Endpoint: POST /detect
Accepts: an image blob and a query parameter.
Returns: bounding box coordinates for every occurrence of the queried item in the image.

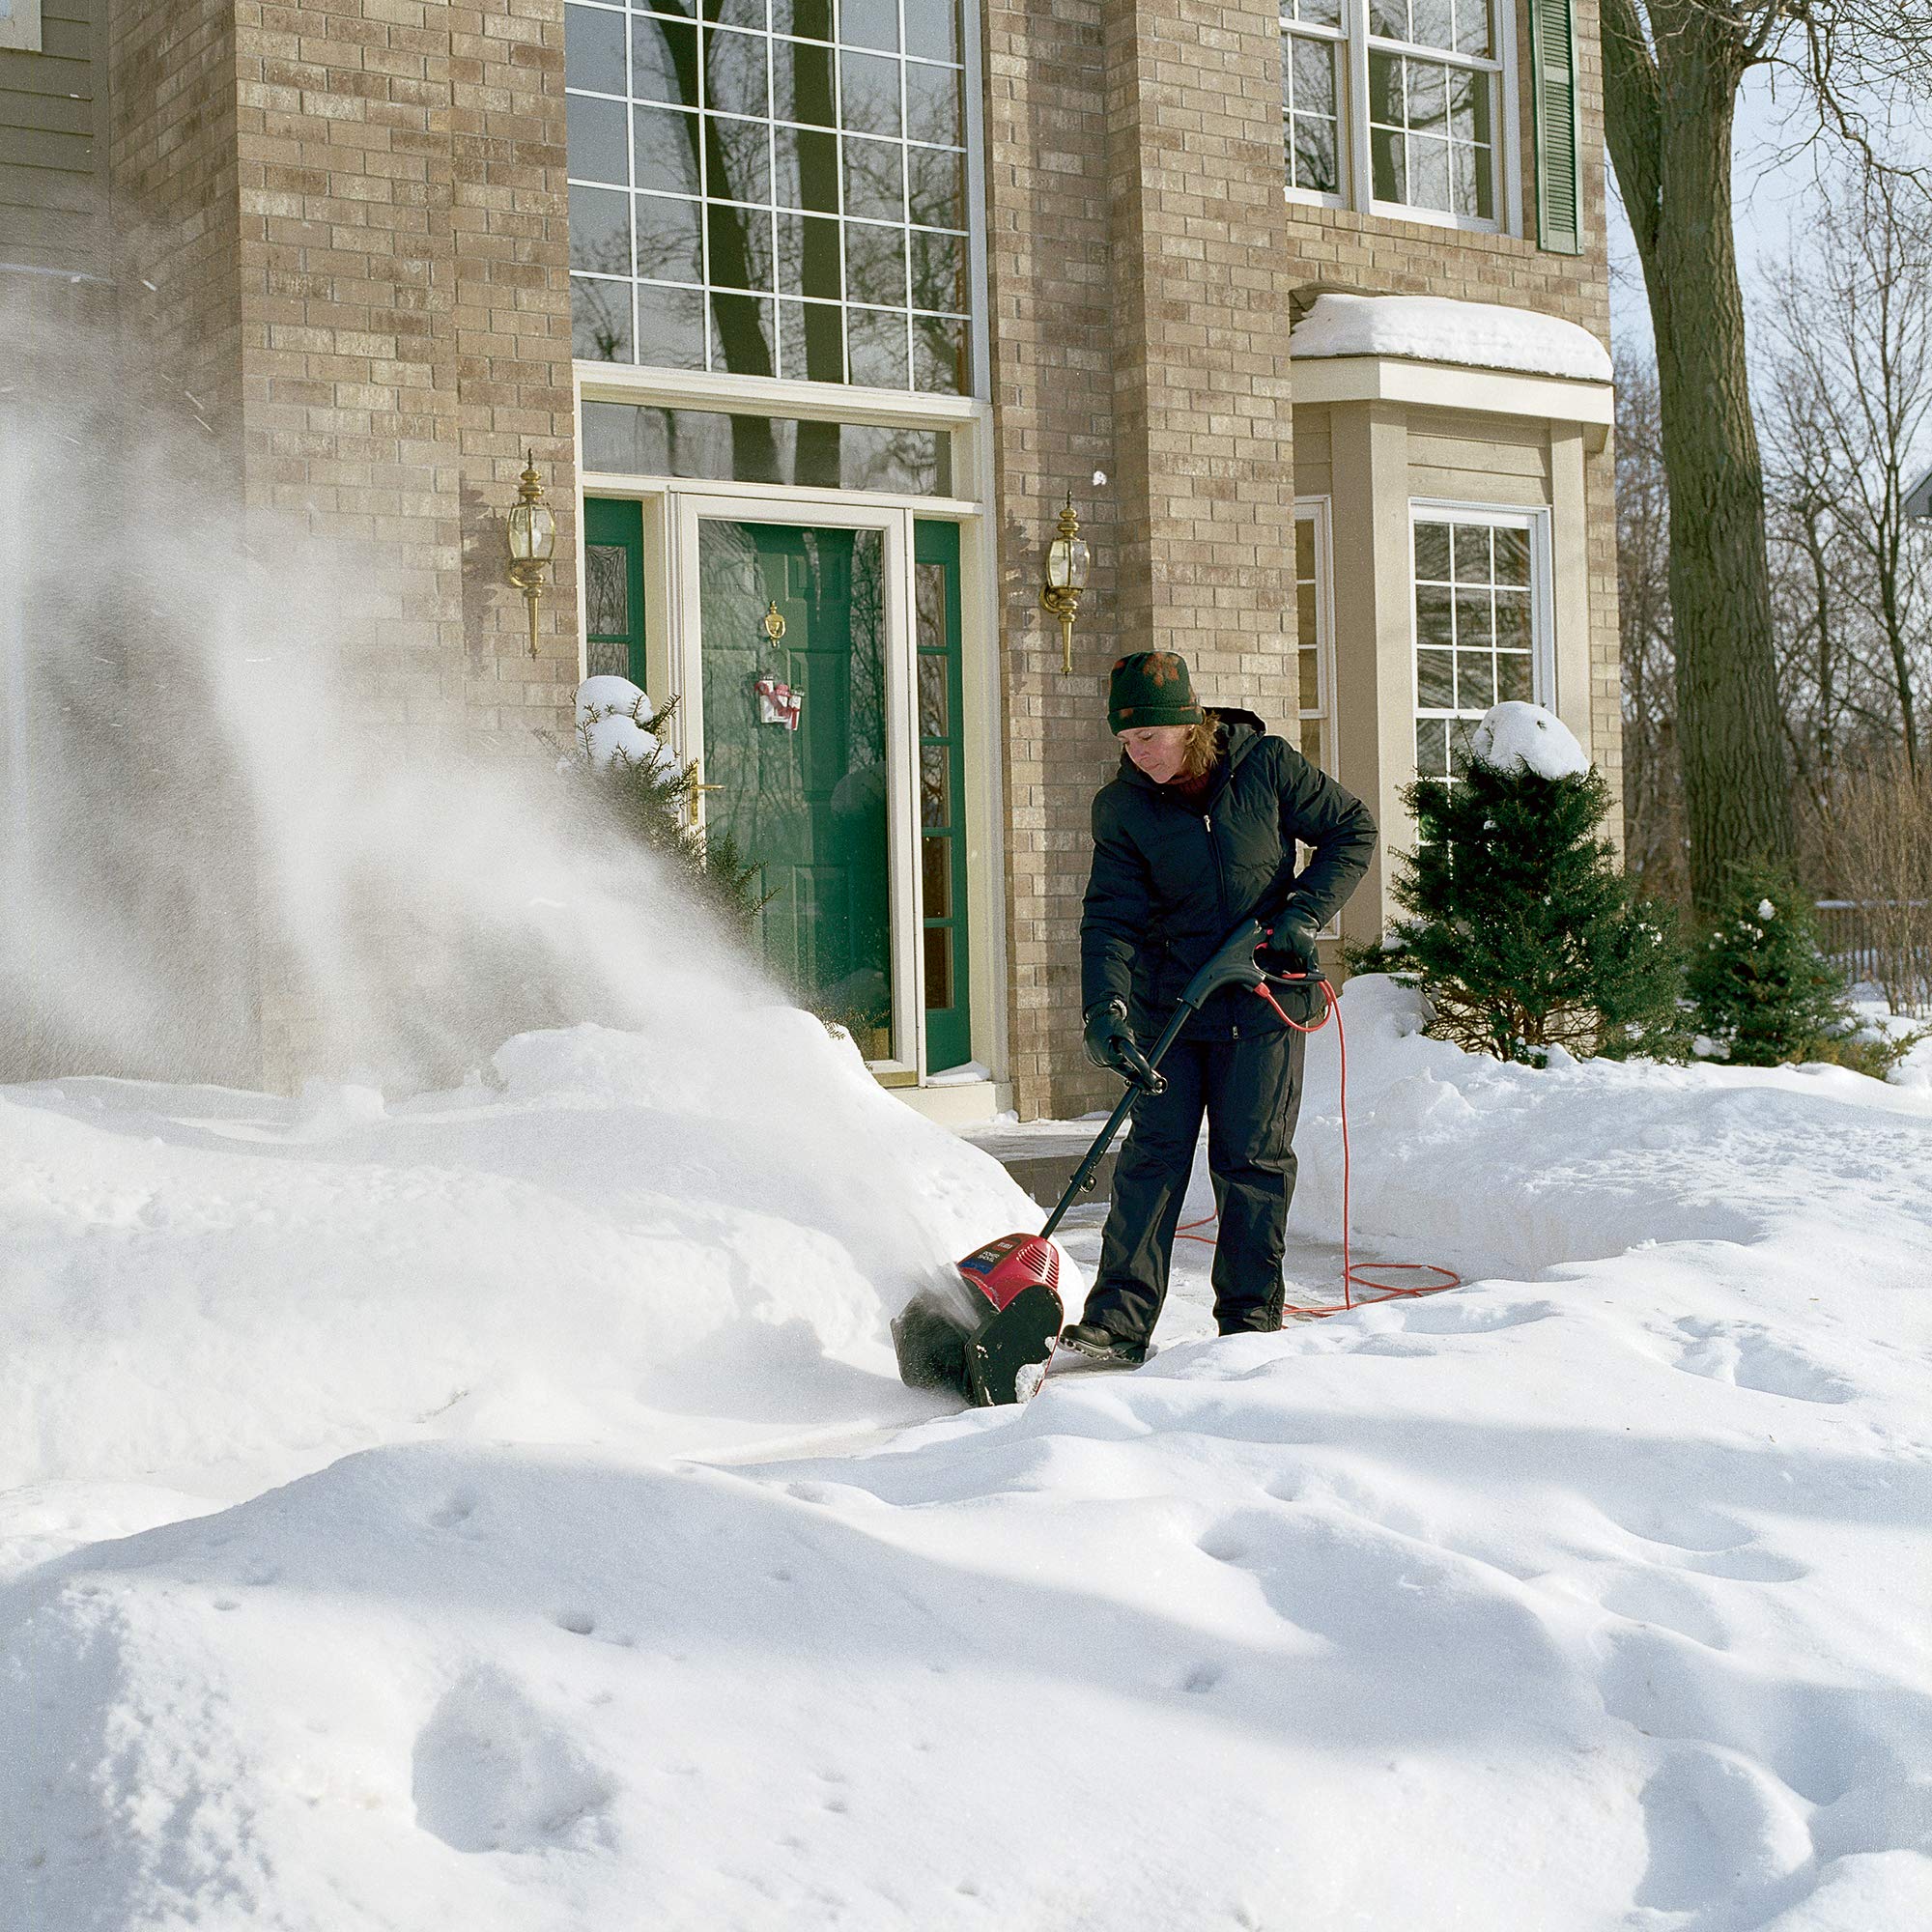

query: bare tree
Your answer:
[1762,168,1932,781]
[1600,0,1932,911]
[1614,359,1688,900]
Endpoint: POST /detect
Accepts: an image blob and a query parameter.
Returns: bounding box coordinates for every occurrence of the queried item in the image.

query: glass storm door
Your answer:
[582,497,646,684]
[689,512,905,1065]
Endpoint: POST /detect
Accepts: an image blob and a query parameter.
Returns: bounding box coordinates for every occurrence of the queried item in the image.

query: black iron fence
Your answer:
[1815,900,1932,1017]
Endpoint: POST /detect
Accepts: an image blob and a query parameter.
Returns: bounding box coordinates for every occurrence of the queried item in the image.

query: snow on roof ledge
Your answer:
[1291,293,1613,384]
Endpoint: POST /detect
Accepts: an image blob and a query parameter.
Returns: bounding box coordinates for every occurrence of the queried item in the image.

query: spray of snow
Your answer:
[0,293,767,1095]
[0,289,1021,1469]
[1468,700,1590,780]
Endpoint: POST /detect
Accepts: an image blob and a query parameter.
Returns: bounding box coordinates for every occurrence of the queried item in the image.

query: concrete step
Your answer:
[959,1122,1122,1215]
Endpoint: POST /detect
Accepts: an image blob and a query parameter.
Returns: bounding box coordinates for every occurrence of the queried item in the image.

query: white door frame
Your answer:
[669,491,923,1084]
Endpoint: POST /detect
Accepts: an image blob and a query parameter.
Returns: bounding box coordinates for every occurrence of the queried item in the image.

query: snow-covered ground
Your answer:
[4,980,1930,1931]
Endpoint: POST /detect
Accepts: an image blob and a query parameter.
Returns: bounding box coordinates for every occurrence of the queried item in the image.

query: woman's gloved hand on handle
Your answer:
[1082,998,1161,1089]
[1261,896,1323,979]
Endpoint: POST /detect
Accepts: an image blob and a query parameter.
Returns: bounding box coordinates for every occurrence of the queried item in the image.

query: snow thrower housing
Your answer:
[892,917,1320,1407]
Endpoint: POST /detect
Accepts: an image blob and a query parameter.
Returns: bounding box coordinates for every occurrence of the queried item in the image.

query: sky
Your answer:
[1604,58,1930,371]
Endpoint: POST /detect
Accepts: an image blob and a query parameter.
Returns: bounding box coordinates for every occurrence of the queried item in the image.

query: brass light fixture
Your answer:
[1040,491,1091,673]
[504,450,557,659]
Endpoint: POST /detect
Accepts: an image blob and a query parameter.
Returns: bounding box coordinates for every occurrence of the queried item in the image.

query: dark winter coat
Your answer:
[1080,710,1378,1039]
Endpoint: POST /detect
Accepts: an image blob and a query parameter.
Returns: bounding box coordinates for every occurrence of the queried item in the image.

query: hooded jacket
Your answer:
[1080,710,1378,1039]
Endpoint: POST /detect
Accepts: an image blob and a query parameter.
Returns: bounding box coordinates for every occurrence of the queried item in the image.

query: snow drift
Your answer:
[3,982,1930,1930]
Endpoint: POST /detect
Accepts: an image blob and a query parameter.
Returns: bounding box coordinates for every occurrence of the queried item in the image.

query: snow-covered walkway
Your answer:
[3,982,1929,1930]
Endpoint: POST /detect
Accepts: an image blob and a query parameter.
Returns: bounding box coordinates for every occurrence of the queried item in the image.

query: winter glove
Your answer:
[1083,999,1160,1089]
[1261,897,1323,979]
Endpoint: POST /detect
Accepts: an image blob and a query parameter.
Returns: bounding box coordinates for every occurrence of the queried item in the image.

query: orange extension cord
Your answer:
[1173,979,1461,1319]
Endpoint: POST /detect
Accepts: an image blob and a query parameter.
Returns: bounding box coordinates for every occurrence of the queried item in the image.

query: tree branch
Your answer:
[1602,0,1666,264]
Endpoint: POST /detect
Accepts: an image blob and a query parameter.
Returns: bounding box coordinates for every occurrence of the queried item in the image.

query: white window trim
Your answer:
[1406,500,1554,782]
[0,2,43,54]
[1282,2,1520,239]
[1293,497,1337,774]
[1293,497,1343,936]
[1281,14,1350,211]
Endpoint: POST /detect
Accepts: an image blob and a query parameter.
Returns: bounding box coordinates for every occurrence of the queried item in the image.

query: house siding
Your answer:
[0,0,109,281]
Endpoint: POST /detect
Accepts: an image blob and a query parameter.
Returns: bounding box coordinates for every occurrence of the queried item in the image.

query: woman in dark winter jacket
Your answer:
[1059,649,1378,1366]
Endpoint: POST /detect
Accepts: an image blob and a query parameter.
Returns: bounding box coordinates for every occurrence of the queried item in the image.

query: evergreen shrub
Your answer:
[1686,869,1861,1067]
[551,693,771,939]
[1370,753,1687,1065]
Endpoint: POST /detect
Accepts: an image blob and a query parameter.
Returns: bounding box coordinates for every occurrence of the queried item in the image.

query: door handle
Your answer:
[691,757,724,796]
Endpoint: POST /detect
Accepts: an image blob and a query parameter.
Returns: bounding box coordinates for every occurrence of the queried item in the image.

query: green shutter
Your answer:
[1529,0,1582,255]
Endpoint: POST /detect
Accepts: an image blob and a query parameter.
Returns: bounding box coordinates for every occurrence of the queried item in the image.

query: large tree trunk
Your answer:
[1604,4,1797,912]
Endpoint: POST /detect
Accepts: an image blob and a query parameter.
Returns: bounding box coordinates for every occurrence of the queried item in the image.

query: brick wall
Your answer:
[231,0,580,742]
[109,0,248,464]
[986,0,1303,1121]
[107,0,582,1087]
[981,0,1118,1120]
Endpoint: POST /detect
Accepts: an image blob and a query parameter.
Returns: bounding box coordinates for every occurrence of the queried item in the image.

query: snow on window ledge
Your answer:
[1291,293,1612,384]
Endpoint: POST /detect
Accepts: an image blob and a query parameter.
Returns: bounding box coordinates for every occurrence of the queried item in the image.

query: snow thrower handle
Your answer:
[1038,919,1324,1240]
[1178,917,1323,1007]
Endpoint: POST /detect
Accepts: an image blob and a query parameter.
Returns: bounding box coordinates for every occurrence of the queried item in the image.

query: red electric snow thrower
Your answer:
[892,917,1321,1406]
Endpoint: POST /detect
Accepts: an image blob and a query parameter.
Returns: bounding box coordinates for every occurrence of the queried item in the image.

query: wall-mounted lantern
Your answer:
[1039,491,1091,674]
[504,450,557,659]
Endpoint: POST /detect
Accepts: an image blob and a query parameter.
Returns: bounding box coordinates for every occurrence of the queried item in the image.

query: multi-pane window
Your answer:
[1412,510,1538,787]
[1294,500,1340,935]
[1281,1,1508,231]
[1293,502,1334,770]
[1281,1,1344,199]
[565,0,976,394]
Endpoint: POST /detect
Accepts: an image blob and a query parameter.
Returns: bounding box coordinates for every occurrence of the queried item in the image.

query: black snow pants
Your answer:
[1080,1026,1307,1345]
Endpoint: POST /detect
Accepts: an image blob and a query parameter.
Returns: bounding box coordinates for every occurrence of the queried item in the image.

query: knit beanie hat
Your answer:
[1107,650,1204,734]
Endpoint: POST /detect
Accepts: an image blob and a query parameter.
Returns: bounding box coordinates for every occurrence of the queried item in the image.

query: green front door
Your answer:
[698,521,895,1060]
[582,497,645,685]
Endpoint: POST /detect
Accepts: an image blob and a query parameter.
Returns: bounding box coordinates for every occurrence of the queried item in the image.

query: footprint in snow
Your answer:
[1669,1318,1857,1405]
[1393,1297,1559,1336]
[1597,1568,1732,1650]
[428,1492,479,1531]
[412,1671,616,1855]
[1632,1746,1813,1918]
[1604,1505,1809,1583]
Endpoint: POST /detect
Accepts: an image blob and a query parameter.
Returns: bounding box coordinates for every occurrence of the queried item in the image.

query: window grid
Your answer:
[1281,2,1345,201]
[1280,0,1507,234]
[1411,509,1538,791]
[1293,503,1333,774]
[566,0,974,394]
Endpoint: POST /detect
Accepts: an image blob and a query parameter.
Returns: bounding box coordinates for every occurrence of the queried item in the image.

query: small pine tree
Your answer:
[1378,753,1687,1065]
[1686,868,1855,1066]
[551,694,771,938]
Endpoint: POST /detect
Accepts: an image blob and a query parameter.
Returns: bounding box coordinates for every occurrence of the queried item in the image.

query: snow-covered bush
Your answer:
[1367,703,1687,1065]
[554,677,768,937]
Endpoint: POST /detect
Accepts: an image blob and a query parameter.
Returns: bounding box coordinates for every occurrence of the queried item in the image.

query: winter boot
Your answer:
[1057,1321,1150,1369]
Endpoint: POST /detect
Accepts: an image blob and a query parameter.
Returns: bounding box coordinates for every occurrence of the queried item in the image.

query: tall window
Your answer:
[565,0,976,394]
[1411,508,1541,789]
[1281,1,1510,231]
[1293,501,1334,770]
[1282,2,1345,199]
